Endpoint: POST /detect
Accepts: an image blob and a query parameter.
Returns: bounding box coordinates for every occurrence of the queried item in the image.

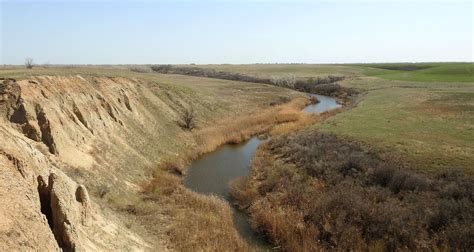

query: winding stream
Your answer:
[183,94,341,249]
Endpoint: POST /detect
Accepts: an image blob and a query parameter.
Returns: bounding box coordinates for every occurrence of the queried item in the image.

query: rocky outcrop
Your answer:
[1,77,157,251]
[122,92,133,112]
[38,173,92,251]
[21,122,41,141]
[75,185,92,227]
[72,102,89,130]
[36,104,58,154]
[0,78,21,120]
[1,74,290,251]
[0,79,43,145]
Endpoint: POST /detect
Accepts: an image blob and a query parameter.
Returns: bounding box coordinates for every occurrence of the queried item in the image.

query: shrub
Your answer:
[233,131,474,251]
[373,165,396,186]
[180,106,195,130]
[402,174,430,192]
[160,161,184,176]
[130,66,151,73]
[228,176,257,209]
[269,96,291,106]
[150,64,173,73]
[142,169,250,251]
[270,74,297,88]
[149,65,354,98]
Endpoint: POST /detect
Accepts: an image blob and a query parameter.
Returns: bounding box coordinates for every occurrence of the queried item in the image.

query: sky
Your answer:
[0,0,472,64]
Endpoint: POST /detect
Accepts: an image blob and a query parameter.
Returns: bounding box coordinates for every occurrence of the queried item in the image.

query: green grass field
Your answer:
[356,63,474,82]
[177,63,365,79]
[319,64,473,174]
[179,62,474,83]
[185,62,473,174]
[318,78,474,174]
[2,62,472,174]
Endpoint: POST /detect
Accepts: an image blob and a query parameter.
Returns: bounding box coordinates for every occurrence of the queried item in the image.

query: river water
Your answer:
[183,94,341,249]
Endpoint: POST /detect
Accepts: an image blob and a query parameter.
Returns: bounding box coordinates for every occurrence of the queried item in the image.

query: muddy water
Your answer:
[184,137,268,248]
[304,94,342,113]
[183,94,340,249]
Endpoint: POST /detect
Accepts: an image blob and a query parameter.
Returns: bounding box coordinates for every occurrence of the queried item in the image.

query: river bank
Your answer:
[183,94,341,249]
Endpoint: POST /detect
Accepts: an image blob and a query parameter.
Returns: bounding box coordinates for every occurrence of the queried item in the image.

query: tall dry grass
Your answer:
[148,96,313,176]
[142,169,252,251]
[138,96,319,251]
[229,148,323,252]
[190,97,309,158]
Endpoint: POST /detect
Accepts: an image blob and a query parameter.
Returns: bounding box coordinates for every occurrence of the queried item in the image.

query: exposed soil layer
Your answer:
[0,75,302,251]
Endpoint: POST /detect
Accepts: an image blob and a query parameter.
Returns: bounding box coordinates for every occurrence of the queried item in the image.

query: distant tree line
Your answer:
[150,65,353,97]
[151,64,269,83]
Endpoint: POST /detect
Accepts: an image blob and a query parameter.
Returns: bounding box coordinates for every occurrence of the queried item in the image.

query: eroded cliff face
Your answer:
[0,76,198,251]
[0,74,300,250]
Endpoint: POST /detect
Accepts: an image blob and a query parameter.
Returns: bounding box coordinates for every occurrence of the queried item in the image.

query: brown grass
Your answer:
[141,169,252,251]
[230,131,474,251]
[189,97,309,158]
[137,96,319,251]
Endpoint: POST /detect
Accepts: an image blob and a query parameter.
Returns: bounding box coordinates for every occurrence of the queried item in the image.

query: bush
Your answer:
[149,65,354,98]
[373,165,396,186]
[150,64,173,73]
[130,66,151,73]
[232,131,474,251]
[228,176,257,209]
[269,96,291,106]
[270,74,297,88]
[180,106,195,130]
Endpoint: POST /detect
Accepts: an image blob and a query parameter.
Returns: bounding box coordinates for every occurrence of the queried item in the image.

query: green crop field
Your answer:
[356,62,474,82]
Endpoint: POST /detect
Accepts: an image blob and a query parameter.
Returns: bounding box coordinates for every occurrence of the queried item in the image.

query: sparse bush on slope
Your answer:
[179,106,195,130]
[231,131,474,251]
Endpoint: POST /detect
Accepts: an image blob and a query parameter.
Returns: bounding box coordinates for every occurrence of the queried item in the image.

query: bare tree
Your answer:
[180,107,195,130]
[25,58,34,69]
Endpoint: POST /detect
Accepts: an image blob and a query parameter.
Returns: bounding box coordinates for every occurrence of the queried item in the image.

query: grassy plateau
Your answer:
[186,62,474,174]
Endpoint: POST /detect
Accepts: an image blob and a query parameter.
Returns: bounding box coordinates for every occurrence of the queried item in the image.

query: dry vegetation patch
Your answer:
[138,96,321,250]
[231,131,474,251]
[141,170,252,251]
[150,65,356,99]
[189,97,310,158]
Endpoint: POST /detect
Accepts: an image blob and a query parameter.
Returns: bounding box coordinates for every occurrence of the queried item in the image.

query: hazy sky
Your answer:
[1,0,472,64]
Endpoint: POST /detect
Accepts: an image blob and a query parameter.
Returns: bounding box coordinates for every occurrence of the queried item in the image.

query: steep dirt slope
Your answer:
[0,75,299,250]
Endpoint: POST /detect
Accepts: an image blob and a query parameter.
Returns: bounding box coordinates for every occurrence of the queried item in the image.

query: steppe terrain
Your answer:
[0,63,472,250]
